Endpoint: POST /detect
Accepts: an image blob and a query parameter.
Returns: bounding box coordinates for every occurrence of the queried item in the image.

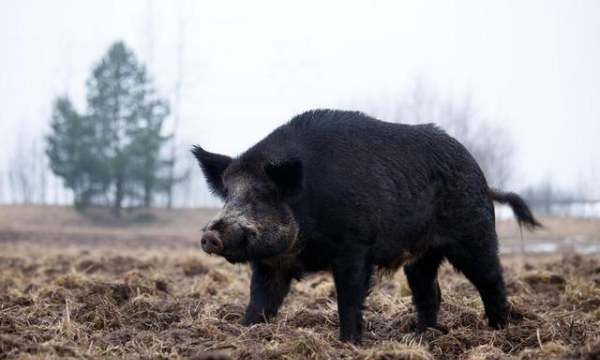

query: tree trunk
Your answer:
[167,16,187,209]
[114,177,123,218]
[144,181,152,208]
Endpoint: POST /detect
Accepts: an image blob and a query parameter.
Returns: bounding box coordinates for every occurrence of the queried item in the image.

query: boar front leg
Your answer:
[332,249,373,343]
[242,262,292,325]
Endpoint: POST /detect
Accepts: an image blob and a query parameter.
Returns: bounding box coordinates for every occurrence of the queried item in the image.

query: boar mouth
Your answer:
[222,251,248,264]
[221,240,286,264]
[219,242,250,263]
[218,224,299,264]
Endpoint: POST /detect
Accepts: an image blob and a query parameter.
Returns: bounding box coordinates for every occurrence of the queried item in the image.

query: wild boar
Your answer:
[192,109,540,343]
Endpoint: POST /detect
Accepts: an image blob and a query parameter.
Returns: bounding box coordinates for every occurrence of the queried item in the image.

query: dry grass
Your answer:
[1,245,599,359]
[0,206,599,359]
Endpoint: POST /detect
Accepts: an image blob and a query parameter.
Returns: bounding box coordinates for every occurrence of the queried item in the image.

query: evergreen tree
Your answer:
[127,97,171,207]
[85,41,170,215]
[46,97,110,209]
[47,41,171,216]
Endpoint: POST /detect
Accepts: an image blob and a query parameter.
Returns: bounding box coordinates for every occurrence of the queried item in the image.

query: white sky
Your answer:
[1,0,599,194]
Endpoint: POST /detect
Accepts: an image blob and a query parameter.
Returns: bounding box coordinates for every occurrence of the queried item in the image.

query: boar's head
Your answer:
[192,146,301,263]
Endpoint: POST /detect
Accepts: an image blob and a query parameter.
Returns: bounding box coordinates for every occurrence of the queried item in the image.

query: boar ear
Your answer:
[265,159,303,198]
[191,145,232,199]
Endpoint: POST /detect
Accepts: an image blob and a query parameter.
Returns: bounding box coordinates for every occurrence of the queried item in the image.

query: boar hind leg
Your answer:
[242,262,293,325]
[332,248,373,343]
[446,235,508,329]
[404,250,445,334]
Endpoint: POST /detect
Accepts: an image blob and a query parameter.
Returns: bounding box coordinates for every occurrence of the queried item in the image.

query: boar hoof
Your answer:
[488,318,508,330]
[339,332,362,344]
[241,312,267,326]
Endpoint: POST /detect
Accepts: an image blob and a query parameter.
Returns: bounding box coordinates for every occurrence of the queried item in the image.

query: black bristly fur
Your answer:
[192,109,541,343]
[488,188,543,230]
[265,160,303,198]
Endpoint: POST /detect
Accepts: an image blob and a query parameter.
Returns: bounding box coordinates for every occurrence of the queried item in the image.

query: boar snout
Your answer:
[201,230,224,254]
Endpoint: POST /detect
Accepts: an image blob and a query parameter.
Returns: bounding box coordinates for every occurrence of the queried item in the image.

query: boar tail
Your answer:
[488,188,543,230]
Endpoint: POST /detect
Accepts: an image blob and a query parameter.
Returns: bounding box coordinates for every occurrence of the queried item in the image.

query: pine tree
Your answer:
[47,41,171,216]
[127,97,171,207]
[46,97,110,209]
[86,41,170,215]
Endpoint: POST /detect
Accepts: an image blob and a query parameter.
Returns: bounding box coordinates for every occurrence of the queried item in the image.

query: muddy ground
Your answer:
[0,206,599,359]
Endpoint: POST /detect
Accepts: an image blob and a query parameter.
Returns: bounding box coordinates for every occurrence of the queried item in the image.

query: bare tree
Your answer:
[0,171,4,204]
[8,135,37,204]
[139,0,194,209]
[7,168,16,204]
[166,12,189,209]
[143,0,155,68]
[38,145,48,205]
[576,165,600,202]
[373,81,515,189]
[5,132,55,205]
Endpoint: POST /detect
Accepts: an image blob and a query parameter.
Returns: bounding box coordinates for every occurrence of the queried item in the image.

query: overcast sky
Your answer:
[1,0,599,195]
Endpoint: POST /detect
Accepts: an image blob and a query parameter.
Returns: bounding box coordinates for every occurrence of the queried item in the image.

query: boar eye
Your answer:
[210,219,226,232]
